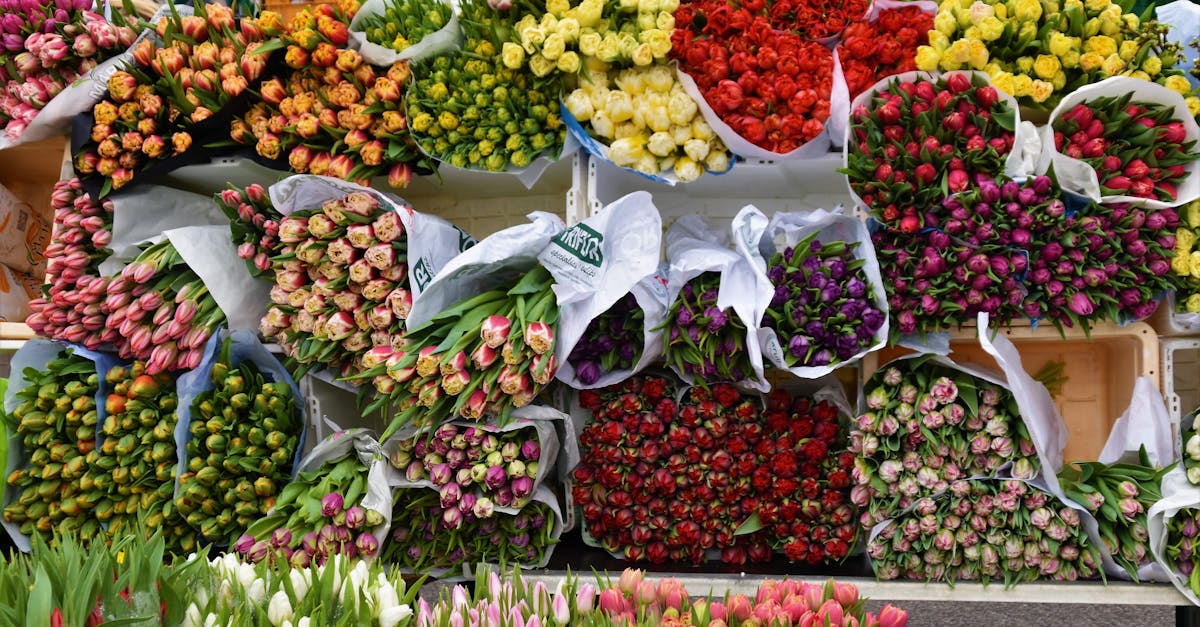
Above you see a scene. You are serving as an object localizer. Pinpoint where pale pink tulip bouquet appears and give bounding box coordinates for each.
[0,0,137,142]
[215,182,281,279]
[26,177,114,347]
[102,239,225,373]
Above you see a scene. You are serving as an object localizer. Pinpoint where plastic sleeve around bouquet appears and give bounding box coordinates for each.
[444,484,566,580]
[348,0,463,66]
[1,339,122,552]
[841,70,1033,211]
[406,211,565,328]
[381,404,568,504]
[1036,76,1200,210]
[97,185,230,276]
[286,428,393,562]
[171,330,309,505]
[539,191,665,388]
[267,174,474,299]
[663,211,770,392]
[748,206,889,378]
[1087,377,1177,582]
[1149,468,1200,604]
[1158,1,1200,91]
[674,48,848,161]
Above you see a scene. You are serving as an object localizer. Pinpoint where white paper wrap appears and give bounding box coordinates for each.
[98,185,230,276]
[1090,377,1178,582]
[675,48,848,160]
[348,0,463,66]
[407,211,565,328]
[1036,76,1200,210]
[381,404,568,505]
[290,428,393,562]
[267,174,473,297]
[748,206,889,378]
[538,191,665,388]
[1149,467,1200,605]
[843,70,1031,211]
[663,210,770,392]
[2,340,123,552]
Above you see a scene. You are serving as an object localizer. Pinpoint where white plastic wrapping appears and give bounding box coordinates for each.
[1037,76,1200,209]
[748,206,889,378]
[98,185,229,276]
[1149,467,1200,605]
[348,0,463,66]
[407,211,565,328]
[539,191,665,388]
[663,210,770,391]
[1158,1,1200,91]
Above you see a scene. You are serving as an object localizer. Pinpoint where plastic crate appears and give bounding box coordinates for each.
[585,153,855,225]
[153,154,586,238]
[861,322,1159,463]
[300,372,387,453]
[1150,293,1200,337]
[1163,338,1200,429]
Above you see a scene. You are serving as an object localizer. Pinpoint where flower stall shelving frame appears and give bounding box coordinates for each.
[0,147,1198,617]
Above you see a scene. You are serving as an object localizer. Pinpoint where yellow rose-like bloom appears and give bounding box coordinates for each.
[605,90,635,122]
[977,15,1004,40]
[1178,227,1196,254]
[1101,53,1125,76]
[963,25,983,41]
[614,122,638,139]
[1051,69,1067,90]
[617,32,638,56]
[1083,0,1107,12]
[540,12,558,32]
[1079,51,1103,71]
[1191,251,1200,278]
[992,70,1016,95]
[674,155,703,182]
[666,90,698,126]
[1034,54,1060,79]
[1048,33,1078,57]
[644,65,674,92]
[1013,0,1042,21]
[683,138,710,162]
[916,46,942,71]
[1060,50,1081,69]
[1187,97,1200,118]
[1083,17,1100,37]
[643,29,672,58]
[1016,56,1034,73]
[994,2,1007,18]
[1012,73,1033,97]
[657,11,675,30]
[578,31,601,56]
[646,131,675,157]
[572,0,602,26]
[501,42,526,69]
[1084,35,1116,58]
[1119,40,1138,62]
[967,40,989,69]
[1173,253,1192,276]
[1030,79,1054,103]
[631,43,654,66]
[1125,70,1150,81]
[935,11,958,36]
[529,53,556,77]
[614,69,644,95]
[1099,16,1121,36]
[1163,75,1192,95]
[591,109,614,138]
[556,17,580,41]
[557,51,581,74]
[706,148,730,174]
[1187,294,1200,314]
[596,35,621,63]
[565,89,594,121]
[1141,55,1162,76]
[691,118,715,141]
[637,11,656,31]
[1188,200,1200,228]
[1064,0,1083,10]
[608,136,645,166]
[541,33,565,61]
[969,0,995,23]
[641,94,671,131]
[946,39,971,64]
[659,0,679,11]
[928,31,951,51]
[547,0,570,16]
[984,62,1003,76]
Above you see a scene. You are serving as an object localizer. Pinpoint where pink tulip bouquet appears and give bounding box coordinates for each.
[214,182,281,279]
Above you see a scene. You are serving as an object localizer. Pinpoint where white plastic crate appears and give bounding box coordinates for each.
[300,371,388,453]
[585,153,855,225]
[153,153,586,238]
[1150,293,1200,337]
[1163,338,1200,433]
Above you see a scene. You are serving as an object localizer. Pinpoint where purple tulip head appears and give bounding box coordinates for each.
[345,506,366,530]
[512,476,534,499]
[705,306,728,332]
[355,532,379,556]
[485,465,507,490]
[439,482,463,509]
[442,507,464,530]
[521,440,540,460]
[247,540,270,563]
[321,492,344,517]
[270,528,292,548]
[767,264,786,283]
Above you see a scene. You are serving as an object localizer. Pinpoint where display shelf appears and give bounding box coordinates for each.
[861,322,1159,463]
[584,153,855,226]
[1163,337,1200,428]
[150,153,586,238]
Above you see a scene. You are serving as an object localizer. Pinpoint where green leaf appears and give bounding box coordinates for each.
[733,513,762,536]
[25,566,51,627]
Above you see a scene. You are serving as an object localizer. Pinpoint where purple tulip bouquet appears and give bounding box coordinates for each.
[566,292,646,387]
[868,479,1103,584]
[238,435,389,567]
[850,357,1039,526]
[661,271,756,385]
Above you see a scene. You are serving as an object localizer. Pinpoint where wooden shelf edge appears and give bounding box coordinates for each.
[523,571,1189,607]
[0,322,34,341]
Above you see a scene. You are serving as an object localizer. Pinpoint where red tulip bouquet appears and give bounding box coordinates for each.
[1042,77,1200,209]
[836,1,934,100]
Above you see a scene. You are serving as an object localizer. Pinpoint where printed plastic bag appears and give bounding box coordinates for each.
[0,264,38,322]
[663,209,770,391]
[348,0,463,66]
[1037,76,1200,210]
[539,191,666,388]
[268,174,474,299]
[749,207,889,379]
[2,339,122,551]
[407,211,565,328]
[0,182,51,275]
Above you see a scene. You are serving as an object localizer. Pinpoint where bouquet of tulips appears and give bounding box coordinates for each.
[1045,79,1200,207]
[175,333,303,547]
[574,375,857,565]
[126,3,282,130]
[869,479,1102,584]
[362,265,560,439]
[2,344,112,548]
[388,413,561,510]
[837,2,933,99]
[73,69,197,195]
[215,183,281,279]
[661,271,757,386]
[406,0,567,173]
[238,430,390,567]
[85,360,195,553]
[26,178,114,347]
[0,0,137,144]
[851,357,1039,526]
[382,485,561,573]
[103,239,225,373]
[352,0,459,66]
[1172,200,1200,316]
[236,2,428,186]
[1058,451,1170,581]
[566,292,646,386]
